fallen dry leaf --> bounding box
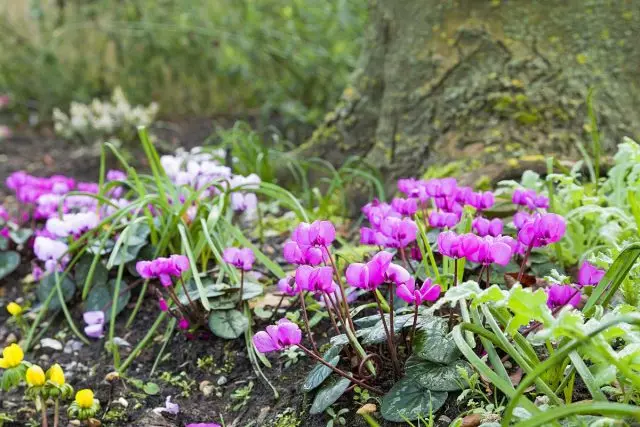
[461,414,482,427]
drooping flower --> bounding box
[6,302,22,317]
[577,261,605,287]
[46,364,65,386]
[396,278,441,305]
[391,197,418,216]
[465,235,514,266]
[513,188,549,210]
[437,231,464,259]
[345,251,393,290]
[252,319,302,353]
[379,217,418,248]
[465,191,495,211]
[513,211,534,229]
[472,217,503,237]
[158,298,169,312]
[0,343,24,369]
[34,236,69,273]
[26,365,46,387]
[283,240,325,265]
[546,284,581,309]
[295,265,335,293]
[425,178,457,198]
[230,192,258,212]
[135,255,190,286]
[83,311,105,339]
[277,275,300,296]
[428,211,460,229]
[518,213,566,247]
[46,212,99,238]
[291,220,336,247]
[222,247,255,271]
[178,318,190,330]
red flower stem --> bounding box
[517,244,533,282]
[166,284,190,317]
[268,294,286,322]
[299,292,319,354]
[389,282,396,350]
[409,302,420,354]
[322,293,342,335]
[328,291,346,327]
[374,291,401,376]
[478,265,487,284]
[325,247,355,331]
[238,270,245,307]
[296,344,383,395]
[179,277,198,313]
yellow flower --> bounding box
[75,389,94,409]
[6,302,23,316]
[0,344,24,369]
[26,365,46,387]
[46,363,65,386]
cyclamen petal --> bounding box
[253,319,302,353]
[577,261,605,287]
[83,311,104,325]
[84,323,104,339]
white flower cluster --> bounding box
[53,87,158,144]
[160,147,260,216]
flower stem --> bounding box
[517,244,533,282]
[323,293,342,335]
[239,270,245,307]
[374,291,401,376]
[297,345,383,395]
[299,292,318,354]
[53,399,59,427]
[40,397,49,427]
[409,303,420,354]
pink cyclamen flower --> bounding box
[153,396,180,415]
[277,275,300,296]
[83,311,105,339]
[472,217,503,237]
[410,246,422,261]
[396,278,441,305]
[465,235,514,266]
[391,197,418,216]
[291,220,336,247]
[577,261,605,287]
[33,237,69,272]
[345,251,393,290]
[360,227,377,245]
[466,191,495,211]
[222,247,255,271]
[513,211,534,229]
[425,178,457,198]
[158,298,169,312]
[379,217,418,248]
[513,188,549,210]
[518,213,566,248]
[231,192,258,212]
[283,240,325,265]
[135,255,190,286]
[252,319,302,353]
[295,265,334,293]
[178,318,190,330]
[428,211,459,229]
[546,284,581,309]
[437,231,464,259]
[106,170,127,181]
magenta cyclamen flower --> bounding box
[345,251,393,290]
[277,275,300,296]
[222,247,255,271]
[292,220,336,247]
[517,213,566,248]
[295,265,335,293]
[577,261,605,287]
[396,278,441,305]
[252,319,302,353]
[465,235,514,266]
[283,240,325,265]
[391,197,418,216]
[472,217,504,237]
[429,211,460,229]
[437,231,465,259]
[379,217,418,248]
[136,255,190,286]
[513,188,549,210]
[513,211,534,229]
[466,191,495,211]
[546,284,581,309]
[425,178,457,198]
[83,311,105,338]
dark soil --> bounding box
[0,125,462,427]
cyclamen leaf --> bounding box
[412,320,459,364]
[405,356,471,391]
[381,376,448,422]
[302,355,340,392]
[0,251,20,280]
[37,275,76,310]
[208,310,248,339]
[309,376,351,415]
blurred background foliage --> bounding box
[0,0,367,127]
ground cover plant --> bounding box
[1,127,640,426]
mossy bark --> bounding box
[298,0,640,185]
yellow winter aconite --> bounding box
[46,363,65,385]
[26,365,46,387]
[75,389,94,409]
[0,344,24,369]
[6,302,22,316]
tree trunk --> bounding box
[298,0,640,185]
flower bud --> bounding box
[6,302,23,316]
[75,389,95,409]
[26,365,46,387]
[0,343,24,369]
[47,363,65,385]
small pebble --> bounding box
[115,397,129,408]
[216,376,227,386]
[63,339,83,354]
[40,338,63,351]
[112,337,131,347]
[199,380,214,397]
[5,333,17,345]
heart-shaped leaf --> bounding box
[381,376,448,422]
[302,345,344,392]
[405,356,472,391]
[309,376,351,415]
[241,281,263,300]
[0,251,20,280]
[208,309,248,339]
[37,274,76,310]
[85,279,130,317]
[75,254,108,291]
[362,314,413,345]
[9,229,33,246]
[412,318,459,364]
